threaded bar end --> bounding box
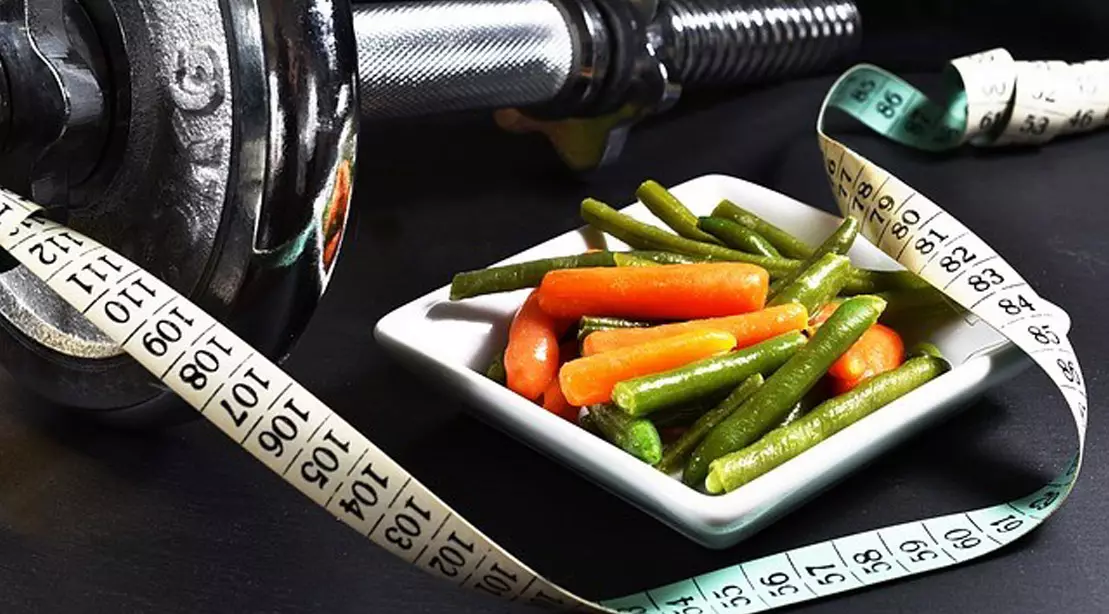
[661,0,862,87]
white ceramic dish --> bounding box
[373,174,1030,549]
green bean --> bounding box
[768,253,853,315]
[636,180,723,244]
[581,199,800,278]
[581,316,652,329]
[712,200,815,259]
[626,250,706,264]
[875,287,954,320]
[578,410,600,435]
[769,216,860,299]
[450,252,616,300]
[656,375,764,475]
[697,217,781,257]
[776,400,806,429]
[612,331,807,417]
[484,350,507,384]
[613,253,662,267]
[577,200,919,293]
[840,268,930,295]
[684,295,886,486]
[577,316,651,341]
[705,348,949,493]
[584,404,663,464]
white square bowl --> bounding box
[373,174,1031,549]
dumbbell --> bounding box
[0,0,859,424]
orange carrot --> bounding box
[536,263,768,321]
[540,377,579,422]
[505,290,562,401]
[538,341,580,422]
[809,300,841,331]
[828,323,905,394]
[559,330,737,406]
[582,303,808,356]
[808,301,904,393]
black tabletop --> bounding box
[3,6,1109,613]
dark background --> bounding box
[2,1,1108,612]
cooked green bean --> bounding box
[705,348,949,493]
[450,252,617,300]
[841,268,930,295]
[577,316,652,341]
[575,201,918,293]
[612,331,806,418]
[484,350,507,384]
[768,253,853,315]
[584,404,663,464]
[875,286,954,320]
[581,316,652,330]
[712,200,815,259]
[656,375,764,475]
[769,216,860,298]
[613,253,662,267]
[636,180,723,244]
[684,295,886,486]
[626,250,706,264]
[776,400,806,429]
[581,199,800,278]
[697,216,781,257]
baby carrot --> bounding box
[505,290,562,401]
[559,330,737,407]
[540,340,580,422]
[581,303,808,356]
[808,302,906,394]
[828,323,905,394]
[809,301,840,329]
[541,376,579,422]
[536,262,769,321]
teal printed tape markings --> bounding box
[0,47,1100,613]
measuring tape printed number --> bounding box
[0,47,1098,613]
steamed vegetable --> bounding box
[636,180,723,244]
[536,263,769,321]
[611,332,807,417]
[712,200,814,260]
[581,304,807,356]
[697,216,781,257]
[450,252,616,300]
[684,295,887,486]
[767,253,853,315]
[505,290,564,400]
[705,346,948,493]
[581,198,800,278]
[769,216,860,298]
[583,404,663,464]
[559,330,737,406]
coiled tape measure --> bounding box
[0,48,1098,612]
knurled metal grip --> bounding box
[352,0,862,119]
[353,0,579,118]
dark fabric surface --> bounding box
[2,5,1109,613]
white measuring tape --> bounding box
[0,48,1098,612]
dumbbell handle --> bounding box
[354,0,578,118]
[353,0,863,120]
